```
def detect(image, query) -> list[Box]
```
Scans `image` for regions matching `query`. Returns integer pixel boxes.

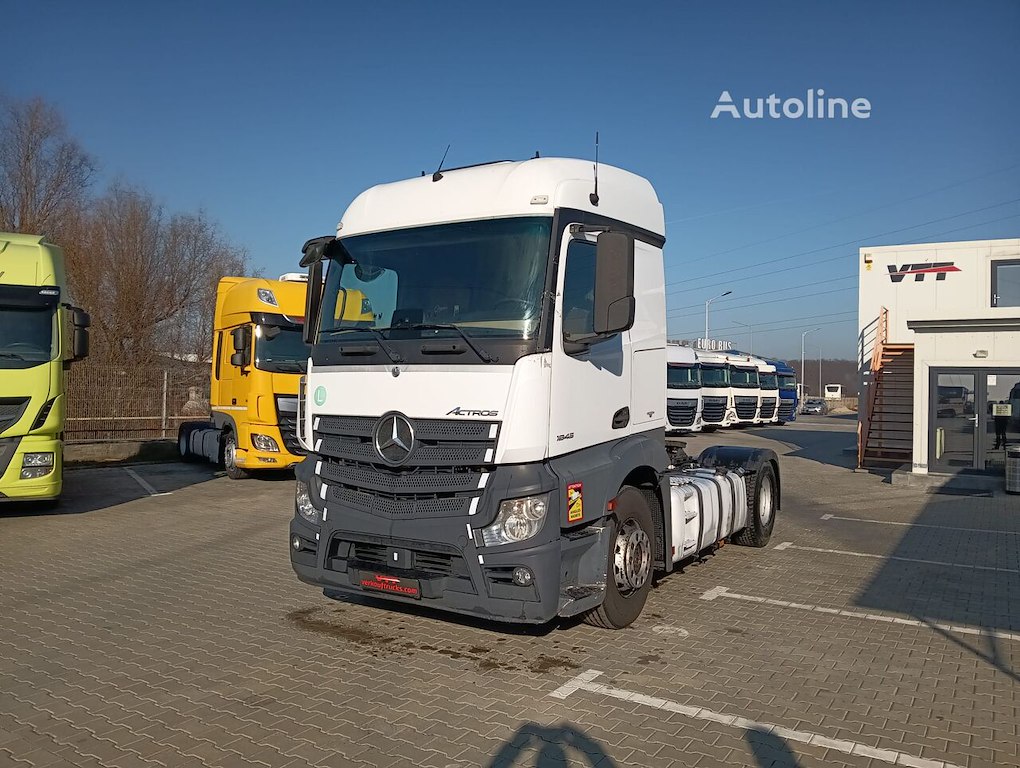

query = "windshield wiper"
[322,327,404,363]
[266,361,305,373]
[397,323,498,364]
[0,352,28,361]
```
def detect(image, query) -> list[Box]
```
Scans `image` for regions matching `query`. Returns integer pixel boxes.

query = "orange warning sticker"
[567,482,583,522]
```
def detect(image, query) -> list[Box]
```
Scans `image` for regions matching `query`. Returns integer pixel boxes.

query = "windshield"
[701,365,729,387]
[318,217,551,342]
[730,367,760,388]
[760,373,778,390]
[254,326,308,373]
[0,307,57,369]
[667,364,701,389]
[778,374,797,390]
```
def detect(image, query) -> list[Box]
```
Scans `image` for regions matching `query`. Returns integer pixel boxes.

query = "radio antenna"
[589,131,599,206]
[432,144,451,182]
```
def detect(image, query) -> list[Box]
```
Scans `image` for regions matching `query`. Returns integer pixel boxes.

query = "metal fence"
[66,362,210,442]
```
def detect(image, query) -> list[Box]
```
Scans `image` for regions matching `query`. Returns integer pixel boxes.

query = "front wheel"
[222,432,249,480]
[584,486,654,630]
[732,462,777,547]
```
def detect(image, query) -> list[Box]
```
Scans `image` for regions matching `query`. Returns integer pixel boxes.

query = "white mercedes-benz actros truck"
[289,158,779,629]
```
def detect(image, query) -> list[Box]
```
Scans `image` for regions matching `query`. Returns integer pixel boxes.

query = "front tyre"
[222,431,249,480]
[732,462,777,547]
[584,486,654,630]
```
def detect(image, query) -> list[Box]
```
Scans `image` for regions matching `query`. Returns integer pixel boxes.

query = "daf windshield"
[0,308,57,369]
[778,374,797,390]
[254,325,308,373]
[701,365,729,387]
[730,367,760,388]
[317,217,551,344]
[667,364,701,389]
[760,373,778,390]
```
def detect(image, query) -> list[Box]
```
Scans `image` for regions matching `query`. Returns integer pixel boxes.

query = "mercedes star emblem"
[373,412,415,465]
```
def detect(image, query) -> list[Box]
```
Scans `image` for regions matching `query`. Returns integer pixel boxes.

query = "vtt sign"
[887,262,961,283]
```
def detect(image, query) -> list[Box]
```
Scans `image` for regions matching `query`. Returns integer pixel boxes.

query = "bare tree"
[0,96,95,235]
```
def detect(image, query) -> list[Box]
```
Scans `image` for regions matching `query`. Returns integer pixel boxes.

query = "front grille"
[701,396,727,424]
[759,398,777,420]
[778,399,796,420]
[667,398,698,428]
[275,396,305,456]
[314,414,499,519]
[0,398,30,435]
[735,396,758,420]
[341,540,469,579]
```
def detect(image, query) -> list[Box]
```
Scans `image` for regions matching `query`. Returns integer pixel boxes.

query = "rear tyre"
[584,486,654,630]
[222,431,249,480]
[732,462,777,547]
[178,423,197,462]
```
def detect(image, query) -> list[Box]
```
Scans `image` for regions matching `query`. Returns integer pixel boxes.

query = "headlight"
[251,433,280,452]
[295,480,320,524]
[21,466,54,480]
[480,495,548,546]
[22,452,54,467]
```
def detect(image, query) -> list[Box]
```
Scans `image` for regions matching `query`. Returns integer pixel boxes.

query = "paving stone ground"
[1,417,1017,768]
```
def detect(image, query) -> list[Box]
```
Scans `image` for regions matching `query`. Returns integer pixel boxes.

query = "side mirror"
[303,259,324,345]
[593,232,635,335]
[71,307,91,329]
[230,351,246,367]
[72,327,89,361]
[230,326,251,369]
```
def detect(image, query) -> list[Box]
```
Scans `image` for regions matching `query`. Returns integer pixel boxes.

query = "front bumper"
[235,424,304,470]
[0,435,62,501]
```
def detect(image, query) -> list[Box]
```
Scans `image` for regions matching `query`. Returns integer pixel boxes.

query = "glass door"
[931,372,976,470]
[982,372,1020,472]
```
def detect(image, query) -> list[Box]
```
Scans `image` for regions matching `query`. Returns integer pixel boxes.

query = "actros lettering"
[446,407,499,417]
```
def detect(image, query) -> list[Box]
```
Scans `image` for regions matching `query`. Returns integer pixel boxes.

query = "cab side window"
[561,238,596,337]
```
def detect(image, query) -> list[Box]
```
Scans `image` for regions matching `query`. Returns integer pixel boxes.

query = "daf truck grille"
[667,398,698,428]
[313,415,500,519]
[275,396,305,456]
[778,399,796,420]
[735,396,758,420]
[760,397,778,420]
[701,396,727,424]
[0,398,30,435]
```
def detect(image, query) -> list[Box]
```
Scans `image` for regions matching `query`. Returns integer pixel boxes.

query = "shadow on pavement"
[487,723,617,768]
[853,492,1020,682]
[751,425,856,470]
[747,727,803,768]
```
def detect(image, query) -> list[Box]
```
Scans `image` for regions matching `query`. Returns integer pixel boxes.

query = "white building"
[858,237,1020,475]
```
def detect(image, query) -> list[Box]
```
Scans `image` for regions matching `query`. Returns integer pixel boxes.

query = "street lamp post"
[801,327,821,401]
[734,321,753,354]
[818,342,822,400]
[704,290,732,342]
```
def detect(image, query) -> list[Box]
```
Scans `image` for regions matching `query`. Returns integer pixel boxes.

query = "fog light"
[291,535,302,551]
[512,567,534,587]
[21,466,54,480]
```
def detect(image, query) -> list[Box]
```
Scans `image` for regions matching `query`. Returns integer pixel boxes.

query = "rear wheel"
[584,486,654,629]
[178,423,197,462]
[732,462,777,547]
[222,431,249,480]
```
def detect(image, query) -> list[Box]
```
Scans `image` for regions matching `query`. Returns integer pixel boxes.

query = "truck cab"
[665,343,702,433]
[768,358,798,424]
[0,233,89,503]
[695,348,736,429]
[728,352,762,426]
[755,359,780,424]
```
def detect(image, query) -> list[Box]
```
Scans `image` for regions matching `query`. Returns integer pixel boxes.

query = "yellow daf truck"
[178,274,374,478]
[0,232,90,504]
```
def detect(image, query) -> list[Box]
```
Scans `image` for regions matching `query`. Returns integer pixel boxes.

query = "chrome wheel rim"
[613,519,651,596]
[759,475,774,525]
[225,436,236,470]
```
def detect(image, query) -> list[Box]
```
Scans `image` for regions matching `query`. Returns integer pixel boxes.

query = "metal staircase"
[859,308,915,468]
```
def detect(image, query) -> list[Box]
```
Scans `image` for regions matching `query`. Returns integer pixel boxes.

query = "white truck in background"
[696,348,736,430]
[754,358,780,424]
[665,343,702,434]
[288,158,779,629]
[728,352,762,427]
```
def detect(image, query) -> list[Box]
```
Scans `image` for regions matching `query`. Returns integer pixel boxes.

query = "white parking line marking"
[700,586,1020,642]
[550,670,963,768]
[123,468,171,497]
[773,542,1020,574]
[820,512,1020,535]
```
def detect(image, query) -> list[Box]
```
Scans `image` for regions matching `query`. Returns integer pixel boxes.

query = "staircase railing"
[858,307,889,468]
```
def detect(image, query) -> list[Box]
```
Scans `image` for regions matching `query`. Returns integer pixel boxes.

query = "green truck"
[0,232,90,504]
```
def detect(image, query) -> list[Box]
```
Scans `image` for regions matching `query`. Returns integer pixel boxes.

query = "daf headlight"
[295,480,320,525]
[22,452,54,467]
[481,495,549,546]
[251,433,280,452]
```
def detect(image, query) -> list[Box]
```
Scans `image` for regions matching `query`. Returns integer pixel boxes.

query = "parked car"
[802,398,827,415]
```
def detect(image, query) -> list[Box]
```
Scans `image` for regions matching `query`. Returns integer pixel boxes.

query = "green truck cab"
[0,233,90,504]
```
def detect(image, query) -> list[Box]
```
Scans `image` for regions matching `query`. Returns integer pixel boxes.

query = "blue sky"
[6,0,1019,360]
